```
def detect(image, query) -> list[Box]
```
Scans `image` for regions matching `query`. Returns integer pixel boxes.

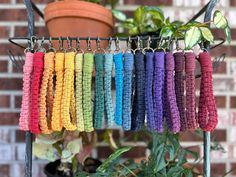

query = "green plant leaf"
[112,10,127,21]
[66,138,82,154]
[213,10,228,29]
[177,149,187,166]
[152,144,166,172]
[33,143,58,162]
[200,27,214,43]
[134,6,145,24]
[35,132,63,145]
[183,169,193,177]
[167,166,184,177]
[184,26,201,49]
[97,147,132,173]
[160,26,173,38]
[224,26,231,43]
[61,149,73,163]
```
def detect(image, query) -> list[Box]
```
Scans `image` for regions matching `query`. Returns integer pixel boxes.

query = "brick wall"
[0,0,236,177]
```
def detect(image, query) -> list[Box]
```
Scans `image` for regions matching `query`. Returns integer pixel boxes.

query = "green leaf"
[200,27,214,43]
[184,26,201,49]
[160,26,173,38]
[152,144,166,172]
[97,147,132,173]
[33,143,58,162]
[112,10,127,21]
[66,138,82,154]
[177,149,187,166]
[213,10,228,29]
[61,149,73,163]
[35,132,63,145]
[167,166,184,177]
[224,26,231,43]
[183,169,193,177]
[134,6,145,23]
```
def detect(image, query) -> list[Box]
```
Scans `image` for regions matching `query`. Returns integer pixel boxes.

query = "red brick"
[230,163,236,175]
[0,44,24,56]
[212,28,236,40]
[97,129,120,142]
[212,129,227,142]
[0,113,19,125]
[0,95,10,108]
[215,96,226,108]
[123,146,146,158]
[210,46,236,57]
[0,164,9,177]
[123,131,151,142]
[180,131,202,142]
[124,0,172,6]
[230,96,236,108]
[0,61,8,73]
[15,96,22,109]
[0,78,22,90]
[97,146,113,158]
[15,26,49,37]
[15,130,25,142]
[195,163,226,176]
[0,27,11,38]
[0,0,11,3]
[230,0,236,6]
[185,146,200,159]
[213,61,226,74]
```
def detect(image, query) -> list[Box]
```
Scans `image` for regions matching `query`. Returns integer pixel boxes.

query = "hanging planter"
[44,0,114,48]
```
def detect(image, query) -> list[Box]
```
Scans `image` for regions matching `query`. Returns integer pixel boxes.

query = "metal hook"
[47,37,56,53]
[75,37,84,53]
[96,37,101,50]
[67,36,72,50]
[125,36,133,53]
[142,36,154,54]
[115,37,120,52]
[85,37,92,52]
[58,37,64,51]
[106,37,112,53]
[36,37,46,52]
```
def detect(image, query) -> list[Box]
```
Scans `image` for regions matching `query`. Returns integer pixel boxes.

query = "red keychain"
[197,51,218,132]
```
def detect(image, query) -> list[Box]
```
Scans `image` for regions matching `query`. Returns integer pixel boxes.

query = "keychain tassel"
[39,52,55,134]
[104,53,114,127]
[165,52,181,133]
[174,52,187,131]
[185,52,198,130]
[145,52,155,131]
[94,53,105,129]
[19,52,34,131]
[153,51,165,132]
[197,52,218,132]
[51,52,64,131]
[122,52,134,130]
[75,53,84,131]
[83,53,94,132]
[30,52,44,134]
[114,53,123,126]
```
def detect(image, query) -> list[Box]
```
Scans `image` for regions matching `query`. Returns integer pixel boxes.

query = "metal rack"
[8,0,221,177]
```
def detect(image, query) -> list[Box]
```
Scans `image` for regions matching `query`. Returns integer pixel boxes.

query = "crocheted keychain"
[197,51,218,132]
[122,51,134,130]
[83,46,94,132]
[104,51,115,128]
[30,51,44,134]
[75,52,85,131]
[113,39,123,126]
[51,52,65,131]
[39,51,55,134]
[61,51,77,131]
[19,51,34,131]
[174,52,187,131]
[185,52,198,130]
[145,51,155,131]
[164,52,181,133]
[131,51,145,130]
[94,52,105,129]
[153,51,165,133]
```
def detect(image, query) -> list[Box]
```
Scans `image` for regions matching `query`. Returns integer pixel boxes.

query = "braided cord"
[145,52,155,131]
[165,52,180,133]
[153,52,165,133]
[39,52,55,134]
[185,52,198,130]
[19,52,34,131]
[104,53,114,127]
[122,52,134,130]
[94,53,105,129]
[113,53,123,126]
[174,52,187,131]
[131,52,145,130]
[197,52,218,132]
[51,52,64,131]
[62,52,77,130]
[75,53,84,131]
[30,52,44,134]
[83,53,94,132]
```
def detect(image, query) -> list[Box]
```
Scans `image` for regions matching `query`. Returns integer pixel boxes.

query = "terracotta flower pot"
[44,0,114,49]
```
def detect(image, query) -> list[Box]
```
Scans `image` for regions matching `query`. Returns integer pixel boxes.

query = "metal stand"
[8,0,219,177]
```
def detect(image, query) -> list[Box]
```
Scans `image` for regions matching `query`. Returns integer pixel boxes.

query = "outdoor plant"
[115,6,231,49]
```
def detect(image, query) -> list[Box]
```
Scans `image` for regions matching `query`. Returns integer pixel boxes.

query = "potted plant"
[44,0,117,48]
